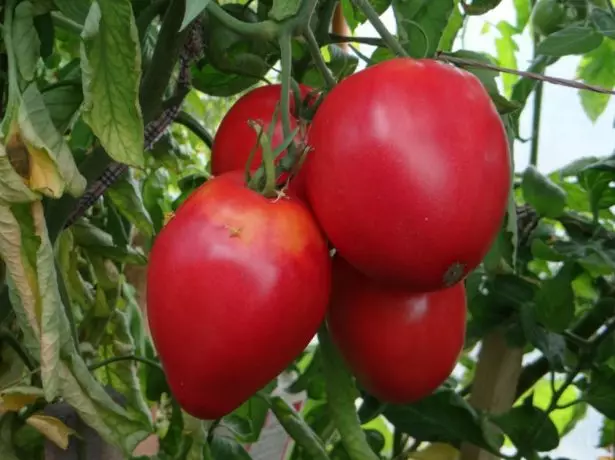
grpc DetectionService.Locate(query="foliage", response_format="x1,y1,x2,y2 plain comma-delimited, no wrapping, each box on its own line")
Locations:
0,0,613,459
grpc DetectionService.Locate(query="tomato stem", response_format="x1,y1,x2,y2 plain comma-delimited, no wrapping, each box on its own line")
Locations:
350,0,407,57
205,2,280,40
318,323,380,460
278,32,296,159
304,29,336,88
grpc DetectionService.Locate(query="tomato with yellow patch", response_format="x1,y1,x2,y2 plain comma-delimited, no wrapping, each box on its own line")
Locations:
146,171,331,419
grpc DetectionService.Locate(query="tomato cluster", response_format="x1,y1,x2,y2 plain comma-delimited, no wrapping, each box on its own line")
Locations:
146,57,511,420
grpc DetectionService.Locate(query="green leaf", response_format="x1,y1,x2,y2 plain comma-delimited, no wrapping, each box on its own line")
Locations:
80,0,145,168
533,263,576,332
520,304,566,371
346,0,392,28
383,388,500,454
437,1,463,52
576,38,615,122
598,418,615,448
585,366,615,419
536,25,604,56
513,0,531,31
590,8,615,38
107,171,154,238
463,0,502,15
392,0,455,58
181,0,211,31
33,12,55,61
42,83,84,133
492,404,560,453
210,434,252,459
13,1,41,82
578,165,615,218
302,45,358,89
495,21,519,96
521,165,567,218
71,221,147,265
55,0,92,24
223,389,273,443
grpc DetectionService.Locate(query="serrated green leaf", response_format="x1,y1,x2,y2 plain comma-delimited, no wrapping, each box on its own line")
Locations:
591,8,615,38
576,38,615,122
520,304,566,371
513,0,531,31
181,0,211,31
536,25,604,56
80,0,144,168
437,1,463,52
13,1,41,82
392,0,455,58
522,165,567,218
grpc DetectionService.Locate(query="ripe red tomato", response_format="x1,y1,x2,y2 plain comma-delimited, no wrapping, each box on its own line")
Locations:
146,171,331,419
211,83,315,178
305,58,511,292
327,256,466,404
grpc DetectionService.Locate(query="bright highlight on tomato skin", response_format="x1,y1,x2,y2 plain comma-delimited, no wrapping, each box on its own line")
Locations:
327,256,467,404
146,171,332,420
304,57,512,293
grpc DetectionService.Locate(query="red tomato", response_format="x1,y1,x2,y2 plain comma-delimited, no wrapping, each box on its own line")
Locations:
211,84,315,178
146,171,331,419
305,58,511,291
327,256,466,404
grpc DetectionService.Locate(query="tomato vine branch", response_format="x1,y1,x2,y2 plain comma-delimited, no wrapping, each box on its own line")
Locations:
174,110,214,149
87,354,164,372
318,323,380,460
350,0,407,57
0,326,35,371
305,29,336,88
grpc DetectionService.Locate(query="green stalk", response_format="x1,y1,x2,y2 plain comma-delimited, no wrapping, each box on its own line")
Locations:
305,29,336,88
278,32,294,153
350,0,407,57
87,354,164,372
0,327,36,371
529,0,542,167
205,2,279,39
174,111,214,149
50,12,83,35
318,323,379,460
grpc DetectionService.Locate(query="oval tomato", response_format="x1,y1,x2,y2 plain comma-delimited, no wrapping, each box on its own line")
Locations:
211,84,315,178
530,0,568,36
146,171,331,419
305,58,511,291
327,256,466,404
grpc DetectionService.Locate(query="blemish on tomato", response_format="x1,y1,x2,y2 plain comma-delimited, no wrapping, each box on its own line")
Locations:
225,225,243,237
443,262,466,287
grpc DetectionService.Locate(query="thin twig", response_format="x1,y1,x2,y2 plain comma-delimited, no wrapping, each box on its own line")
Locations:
436,53,615,95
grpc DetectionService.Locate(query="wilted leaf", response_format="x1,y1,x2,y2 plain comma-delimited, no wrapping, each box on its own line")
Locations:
576,38,615,122
0,143,39,204
26,414,76,450
0,386,45,411
537,25,604,56
80,0,145,167
13,1,41,82
393,0,455,58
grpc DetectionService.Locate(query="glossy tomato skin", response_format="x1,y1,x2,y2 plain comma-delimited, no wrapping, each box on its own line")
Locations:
305,58,511,292
147,171,331,419
211,84,315,177
327,257,467,404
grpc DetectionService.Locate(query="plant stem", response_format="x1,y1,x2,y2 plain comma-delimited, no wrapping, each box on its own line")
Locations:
279,32,294,149
268,395,330,460
529,3,542,168
304,29,336,88
0,326,35,371
88,354,164,372
205,2,279,39
136,0,169,42
140,0,190,124
328,33,385,47
350,0,407,57
174,110,214,149
318,323,379,460
50,11,82,35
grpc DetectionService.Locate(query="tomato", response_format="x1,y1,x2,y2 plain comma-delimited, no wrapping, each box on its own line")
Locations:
530,0,568,36
305,58,511,292
327,256,467,404
211,84,315,180
146,171,331,419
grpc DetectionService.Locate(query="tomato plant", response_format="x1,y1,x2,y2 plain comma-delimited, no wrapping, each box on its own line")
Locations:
327,256,467,404
305,58,511,292
530,0,569,36
146,171,331,419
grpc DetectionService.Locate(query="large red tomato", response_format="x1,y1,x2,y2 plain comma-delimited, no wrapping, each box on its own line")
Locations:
327,256,466,404
305,58,511,292
146,171,331,419
211,84,315,177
